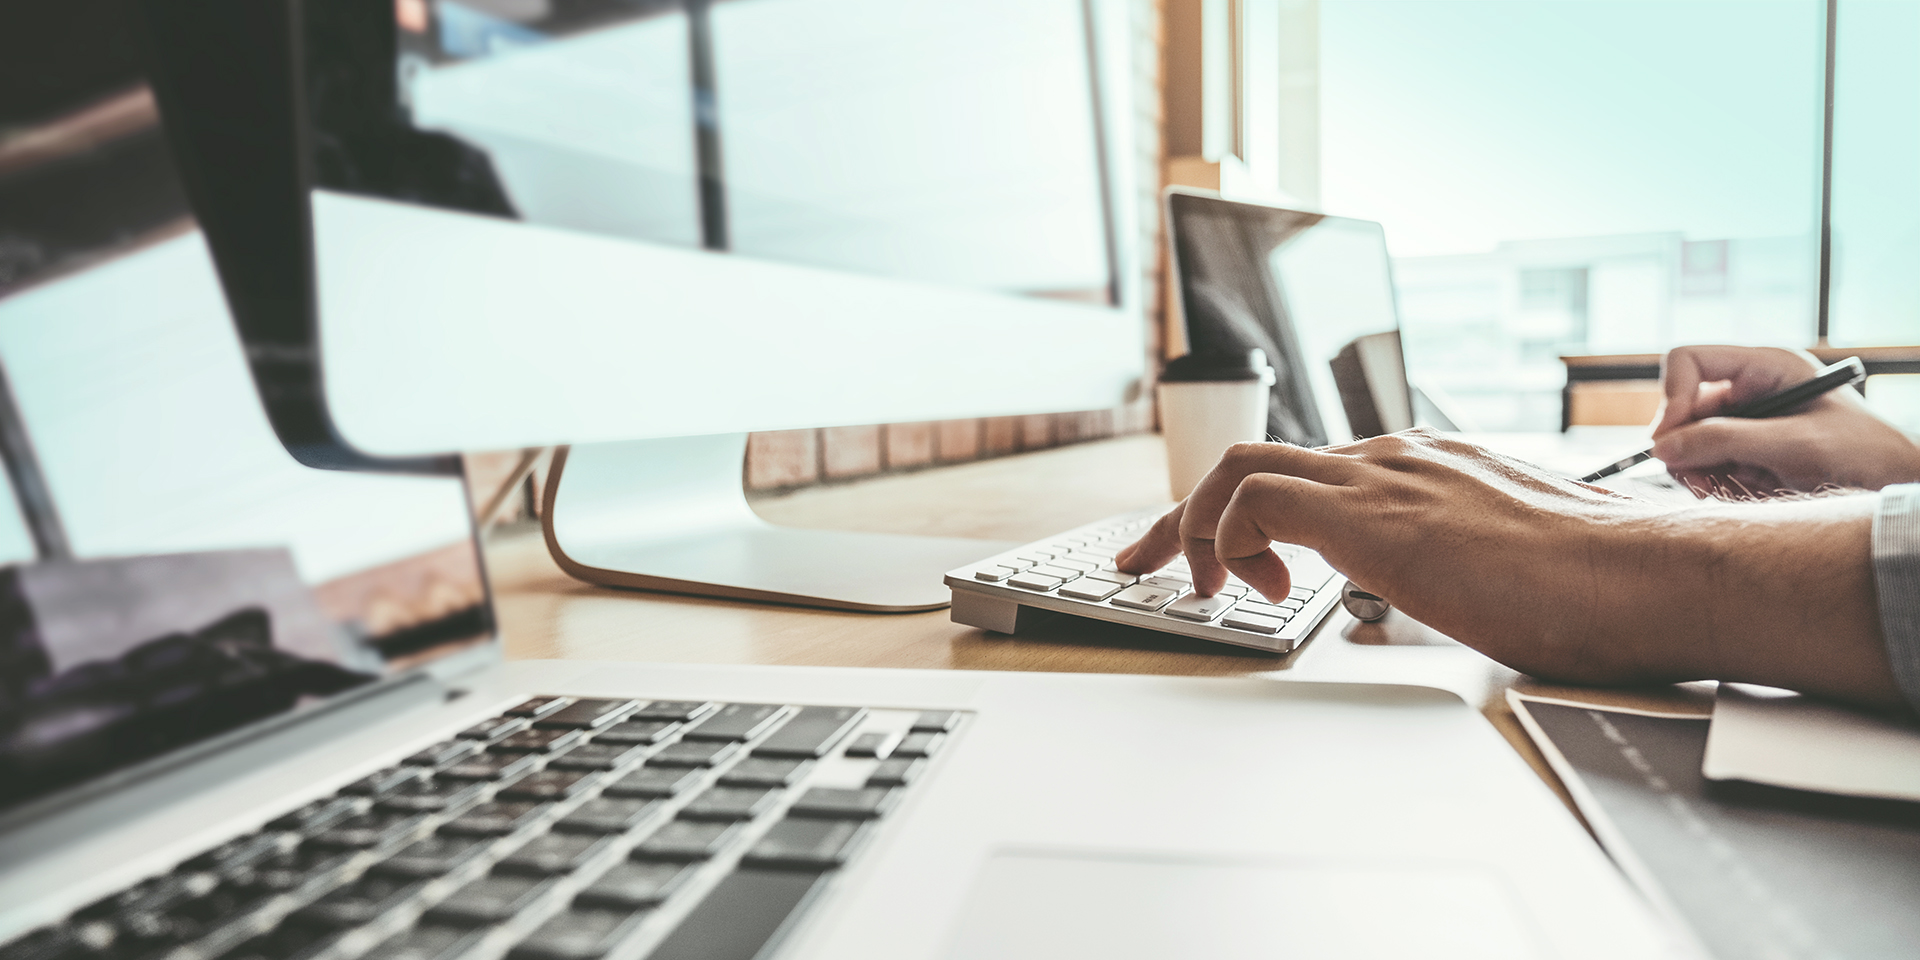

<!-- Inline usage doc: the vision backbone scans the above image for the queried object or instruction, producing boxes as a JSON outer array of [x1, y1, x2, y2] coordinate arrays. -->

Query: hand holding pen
[[1582, 346, 1920, 494], [1580, 355, 1864, 483]]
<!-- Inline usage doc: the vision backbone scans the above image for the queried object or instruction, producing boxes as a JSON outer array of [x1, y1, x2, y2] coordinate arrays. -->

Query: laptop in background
[[1164, 188, 1421, 444]]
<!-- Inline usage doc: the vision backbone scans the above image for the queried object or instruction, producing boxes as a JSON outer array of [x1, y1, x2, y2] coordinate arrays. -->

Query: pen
[[1577, 356, 1867, 483]]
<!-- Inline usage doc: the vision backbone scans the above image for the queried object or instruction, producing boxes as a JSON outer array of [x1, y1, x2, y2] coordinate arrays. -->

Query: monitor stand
[[540, 434, 1016, 612]]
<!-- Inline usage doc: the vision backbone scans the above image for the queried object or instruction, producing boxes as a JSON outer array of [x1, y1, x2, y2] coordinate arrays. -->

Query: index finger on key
[[1114, 501, 1186, 575], [1177, 443, 1357, 595]]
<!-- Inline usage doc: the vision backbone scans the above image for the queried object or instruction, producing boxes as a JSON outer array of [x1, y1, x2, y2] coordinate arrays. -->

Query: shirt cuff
[[1873, 483, 1920, 711]]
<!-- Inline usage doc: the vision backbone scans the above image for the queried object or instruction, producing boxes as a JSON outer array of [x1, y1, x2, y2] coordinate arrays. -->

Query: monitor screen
[[1167, 191, 1406, 446], [139, 0, 1145, 461], [0, 1, 493, 815], [366, 0, 1117, 303]]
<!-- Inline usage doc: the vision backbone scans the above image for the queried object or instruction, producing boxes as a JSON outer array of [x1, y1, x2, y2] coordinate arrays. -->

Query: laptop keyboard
[[1, 698, 959, 960], [945, 507, 1345, 653]]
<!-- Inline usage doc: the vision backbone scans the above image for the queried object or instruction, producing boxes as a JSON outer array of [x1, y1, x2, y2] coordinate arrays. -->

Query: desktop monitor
[[0, 0, 494, 816], [1165, 189, 1413, 447], [135, 0, 1145, 612]]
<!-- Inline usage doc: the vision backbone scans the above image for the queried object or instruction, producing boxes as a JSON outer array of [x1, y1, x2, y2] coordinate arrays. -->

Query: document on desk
[[1703, 683, 1920, 802], [1510, 691, 1920, 960]]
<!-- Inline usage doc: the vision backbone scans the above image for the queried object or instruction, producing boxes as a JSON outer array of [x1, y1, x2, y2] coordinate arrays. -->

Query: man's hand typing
[[1113, 430, 1902, 708]]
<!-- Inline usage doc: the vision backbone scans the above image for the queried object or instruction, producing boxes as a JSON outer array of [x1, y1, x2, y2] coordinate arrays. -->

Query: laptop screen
[[0, 3, 493, 816], [1166, 190, 1407, 446]]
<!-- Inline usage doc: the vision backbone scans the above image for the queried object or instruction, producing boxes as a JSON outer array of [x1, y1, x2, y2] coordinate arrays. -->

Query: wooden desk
[[486, 433, 1714, 817]]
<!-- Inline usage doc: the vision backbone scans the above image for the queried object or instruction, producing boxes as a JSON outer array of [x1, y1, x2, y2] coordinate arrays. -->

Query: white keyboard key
[[1059, 579, 1124, 602], [1110, 584, 1182, 611], [1163, 593, 1235, 622], [1217, 585, 1248, 598], [1221, 610, 1285, 634], [1052, 558, 1097, 573], [1141, 575, 1191, 593], [1089, 569, 1138, 586], [1017, 553, 1055, 564], [973, 566, 1018, 582], [997, 558, 1034, 571], [1276, 598, 1306, 612], [1288, 587, 1315, 601], [1236, 600, 1293, 620], [1008, 572, 1063, 591], [1029, 564, 1084, 581]]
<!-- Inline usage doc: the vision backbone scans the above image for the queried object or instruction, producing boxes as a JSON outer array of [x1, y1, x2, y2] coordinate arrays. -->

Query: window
[[1317, 0, 1829, 430]]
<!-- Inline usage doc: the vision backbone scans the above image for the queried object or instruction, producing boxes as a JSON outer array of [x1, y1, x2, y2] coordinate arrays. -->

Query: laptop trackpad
[[945, 851, 1541, 960]]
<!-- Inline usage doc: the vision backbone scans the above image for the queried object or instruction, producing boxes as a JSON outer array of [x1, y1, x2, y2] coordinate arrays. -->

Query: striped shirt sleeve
[[1874, 483, 1920, 711]]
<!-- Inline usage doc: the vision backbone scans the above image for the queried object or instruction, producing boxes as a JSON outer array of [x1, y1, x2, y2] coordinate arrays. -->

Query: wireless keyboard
[[944, 507, 1347, 653]]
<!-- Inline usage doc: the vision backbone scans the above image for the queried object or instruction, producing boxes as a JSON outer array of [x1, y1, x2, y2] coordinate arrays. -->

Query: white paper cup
[[1158, 350, 1276, 500]]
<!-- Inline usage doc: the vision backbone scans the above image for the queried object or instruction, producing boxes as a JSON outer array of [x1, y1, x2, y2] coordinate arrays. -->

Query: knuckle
[[1221, 441, 1271, 465]]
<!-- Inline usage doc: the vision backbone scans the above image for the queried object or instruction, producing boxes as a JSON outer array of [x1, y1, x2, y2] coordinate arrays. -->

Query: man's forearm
[[1686, 494, 1903, 709]]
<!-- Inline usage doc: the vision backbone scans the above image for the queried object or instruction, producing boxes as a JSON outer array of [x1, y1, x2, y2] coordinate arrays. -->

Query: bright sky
[[1319, 0, 1826, 259]]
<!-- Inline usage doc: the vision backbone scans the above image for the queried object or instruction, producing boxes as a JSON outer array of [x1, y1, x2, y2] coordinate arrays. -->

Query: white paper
[[1702, 683, 1920, 802]]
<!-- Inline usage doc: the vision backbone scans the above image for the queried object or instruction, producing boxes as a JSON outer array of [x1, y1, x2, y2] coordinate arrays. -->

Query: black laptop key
[[865, 757, 927, 788], [719, 758, 812, 787], [306, 811, 421, 851], [342, 766, 430, 797], [532, 699, 636, 730], [403, 740, 481, 768], [503, 697, 572, 719], [508, 908, 651, 960], [628, 701, 711, 722], [787, 787, 897, 820], [573, 862, 696, 909], [841, 732, 890, 758], [425, 875, 553, 926], [678, 786, 779, 822], [631, 821, 739, 861], [228, 848, 343, 897], [546, 742, 646, 771], [220, 927, 327, 960], [375, 777, 484, 814], [0, 928, 80, 960], [496, 833, 609, 876], [890, 732, 946, 758], [458, 716, 530, 742], [910, 710, 962, 733], [490, 729, 584, 754], [742, 818, 866, 870], [267, 797, 365, 834], [588, 720, 678, 746], [171, 875, 269, 925], [439, 802, 546, 837], [555, 798, 661, 835], [645, 870, 829, 960], [360, 925, 486, 960], [751, 706, 865, 758], [184, 832, 288, 874], [438, 752, 540, 782], [602, 767, 702, 799], [646, 740, 740, 768], [287, 875, 422, 930], [681, 703, 784, 742], [371, 835, 491, 878], [494, 769, 595, 802]]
